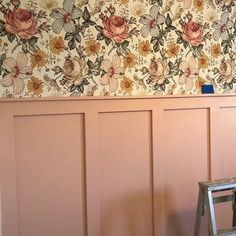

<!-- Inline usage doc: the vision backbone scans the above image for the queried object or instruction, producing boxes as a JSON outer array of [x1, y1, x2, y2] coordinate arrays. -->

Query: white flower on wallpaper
[[50, 0, 82, 33], [100, 54, 125, 92], [0, 52, 32, 94], [0, 0, 235, 98], [139, 5, 165, 38], [212, 12, 234, 41], [178, 57, 199, 91]]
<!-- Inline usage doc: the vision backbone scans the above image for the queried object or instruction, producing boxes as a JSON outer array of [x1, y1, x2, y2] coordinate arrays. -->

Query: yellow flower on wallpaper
[[50, 36, 65, 55], [85, 39, 101, 56], [39, 0, 59, 10], [205, 9, 218, 22], [120, 76, 133, 94], [31, 50, 48, 68], [131, 1, 146, 17], [198, 55, 209, 69], [193, 0, 204, 11], [138, 40, 151, 57], [195, 76, 205, 90], [118, 0, 129, 5], [27, 76, 44, 96], [167, 42, 180, 58], [211, 44, 222, 58], [123, 52, 137, 69]]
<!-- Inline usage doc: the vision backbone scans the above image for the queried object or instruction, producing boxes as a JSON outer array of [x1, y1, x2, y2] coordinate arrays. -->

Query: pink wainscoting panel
[[98, 111, 153, 236], [214, 107, 236, 231], [160, 108, 210, 236], [14, 114, 86, 236], [1, 95, 236, 236]]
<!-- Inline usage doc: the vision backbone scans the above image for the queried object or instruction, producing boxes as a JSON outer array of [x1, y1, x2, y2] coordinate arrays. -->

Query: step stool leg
[[194, 187, 205, 236], [233, 190, 236, 227], [206, 190, 217, 236]]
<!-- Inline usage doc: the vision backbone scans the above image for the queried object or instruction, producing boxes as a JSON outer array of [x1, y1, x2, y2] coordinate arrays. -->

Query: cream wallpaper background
[[0, 0, 235, 97]]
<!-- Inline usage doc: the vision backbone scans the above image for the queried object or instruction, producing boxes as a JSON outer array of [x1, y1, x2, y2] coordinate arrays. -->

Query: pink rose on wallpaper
[[182, 21, 203, 46], [63, 56, 88, 85], [219, 60, 235, 83], [103, 15, 129, 43], [149, 59, 169, 85], [4, 8, 38, 39]]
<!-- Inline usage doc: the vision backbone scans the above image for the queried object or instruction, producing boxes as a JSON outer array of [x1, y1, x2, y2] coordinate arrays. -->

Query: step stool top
[[217, 226, 236, 236], [199, 177, 236, 191]]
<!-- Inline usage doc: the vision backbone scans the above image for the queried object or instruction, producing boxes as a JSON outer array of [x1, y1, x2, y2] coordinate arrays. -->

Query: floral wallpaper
[[0, 0, 235, 97]]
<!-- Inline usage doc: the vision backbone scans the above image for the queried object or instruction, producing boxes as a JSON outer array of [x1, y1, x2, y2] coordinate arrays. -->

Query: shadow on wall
[[101, 190, 209, 236]]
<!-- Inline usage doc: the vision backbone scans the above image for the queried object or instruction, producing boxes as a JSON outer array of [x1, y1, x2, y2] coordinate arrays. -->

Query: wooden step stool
[[194, 177, 236, 236]]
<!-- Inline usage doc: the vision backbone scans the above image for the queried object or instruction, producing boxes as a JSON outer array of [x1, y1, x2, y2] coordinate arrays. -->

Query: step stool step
[[200, 177, 236, 191], [217, 227, 236, 236]]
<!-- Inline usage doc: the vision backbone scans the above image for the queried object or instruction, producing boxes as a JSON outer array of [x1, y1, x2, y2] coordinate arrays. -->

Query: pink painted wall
[[1, 95, 236, 236]]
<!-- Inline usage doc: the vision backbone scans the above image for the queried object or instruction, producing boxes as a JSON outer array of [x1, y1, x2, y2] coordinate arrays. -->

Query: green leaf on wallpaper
[[65, 32, 73, 41], [122, 40, 129, 49], [175, 30, 182, 36], [153, 43, 160, 52], [176, 36, 183, 44], [149, 0, 163, 6], [95, 25, 103, 31], [29, 44, 39, 52], [196, 44, 203, 54], [0, 24, 5, 33], [97, 32, 105, 40], [83, 7, 91, 21], [22, 44, 28, 53], [7, 33, 15, 43], [228, 40, 233, 48], [151, 37, 158, 44], [160, 84, 165, 91], [68, 39, 76, 50], [105, 37, 112, 46], [70, 84, 76, 92], [165, 14, 172, 27], [0, 30, 6, 36], [28, 36, 38, 45], [88, 20, 96, 26], [93, 70, 100, 76], [75, 34, 81, 43], [183, 41, 188, 49], [159, 38, 164, 46], [82, 79, 89, 86], [87, 60, 94, 69], [0, 54, 6, 68], [78, 85, 84, 93], [168, 61, 174, 70], [223, 46, 229, 54]]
